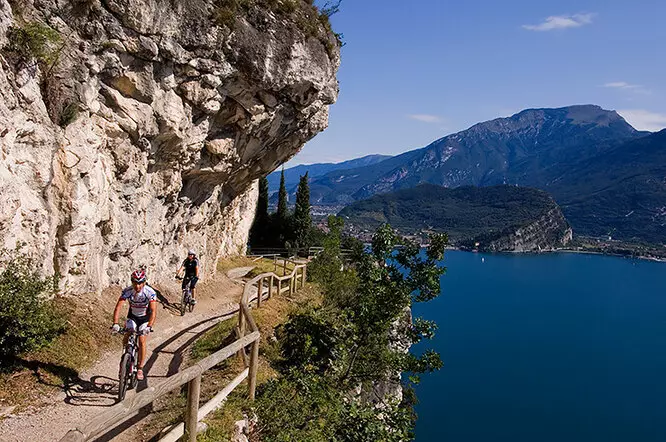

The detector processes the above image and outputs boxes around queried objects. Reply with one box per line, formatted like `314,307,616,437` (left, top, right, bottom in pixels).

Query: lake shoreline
443,245,666,263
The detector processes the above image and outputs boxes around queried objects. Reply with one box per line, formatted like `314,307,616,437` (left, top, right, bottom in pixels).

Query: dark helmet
131,269,147,283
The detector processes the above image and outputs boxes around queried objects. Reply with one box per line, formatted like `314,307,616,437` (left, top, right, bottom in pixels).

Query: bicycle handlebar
112,327,152,336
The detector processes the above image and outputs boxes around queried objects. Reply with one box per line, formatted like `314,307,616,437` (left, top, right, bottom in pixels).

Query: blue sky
292,0,666,165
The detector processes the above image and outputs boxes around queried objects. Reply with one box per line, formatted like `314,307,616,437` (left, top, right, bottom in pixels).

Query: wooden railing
59,258,307,442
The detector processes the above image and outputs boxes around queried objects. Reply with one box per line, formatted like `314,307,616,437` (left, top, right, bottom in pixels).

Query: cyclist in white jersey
111,269,157,381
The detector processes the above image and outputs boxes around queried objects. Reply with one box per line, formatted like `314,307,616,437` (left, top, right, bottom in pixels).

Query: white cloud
408,114,442,123
523,13,595,31
603,81,651,95
604,82,641,89
617,109,666,132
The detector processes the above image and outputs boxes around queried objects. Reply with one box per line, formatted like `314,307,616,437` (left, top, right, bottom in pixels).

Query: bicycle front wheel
118,352,131,401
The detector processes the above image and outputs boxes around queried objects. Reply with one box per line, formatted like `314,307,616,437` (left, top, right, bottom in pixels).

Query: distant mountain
339,184,572,252
310,105,644,204
267,154,392,194
304,104,666,242
552,129,666,243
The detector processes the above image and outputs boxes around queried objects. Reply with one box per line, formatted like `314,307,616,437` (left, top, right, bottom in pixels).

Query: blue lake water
412,251,666,442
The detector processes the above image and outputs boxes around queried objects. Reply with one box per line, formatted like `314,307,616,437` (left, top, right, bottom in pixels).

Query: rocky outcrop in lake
472,207,573,252
0,0,339,293
340,184,573,252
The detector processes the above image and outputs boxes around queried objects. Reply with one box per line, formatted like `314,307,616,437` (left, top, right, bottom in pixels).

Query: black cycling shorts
126,313,150,333
182,276,198,290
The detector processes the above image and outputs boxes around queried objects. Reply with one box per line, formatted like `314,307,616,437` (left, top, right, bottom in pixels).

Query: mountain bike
176,276,195,316
115,327,144,401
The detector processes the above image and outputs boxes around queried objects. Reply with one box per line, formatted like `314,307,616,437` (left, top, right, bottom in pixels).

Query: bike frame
179,276,194,315
117,328,142,400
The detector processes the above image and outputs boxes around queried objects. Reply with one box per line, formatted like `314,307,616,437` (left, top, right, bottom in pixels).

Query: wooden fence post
248,338,259,400
257,277,262,307
302,266,306,288
237,307,246,362
283,258,287,276
185,375,202,442
277,278,281,296
268,275,273,299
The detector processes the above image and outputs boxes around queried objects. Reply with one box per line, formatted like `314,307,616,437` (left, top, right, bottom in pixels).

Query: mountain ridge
302,104,666,242
267,154,392,194
309,104,644,205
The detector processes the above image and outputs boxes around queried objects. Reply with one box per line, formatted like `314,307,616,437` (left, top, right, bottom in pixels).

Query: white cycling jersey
121,285,157,317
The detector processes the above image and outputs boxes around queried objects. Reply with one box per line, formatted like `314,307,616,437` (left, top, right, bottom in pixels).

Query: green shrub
253,370,414,442
0,248,65,369
7,21,62,64
58,102,79,127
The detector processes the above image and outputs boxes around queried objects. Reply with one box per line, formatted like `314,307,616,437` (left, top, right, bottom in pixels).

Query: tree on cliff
292,172,312,249
249,176,270,247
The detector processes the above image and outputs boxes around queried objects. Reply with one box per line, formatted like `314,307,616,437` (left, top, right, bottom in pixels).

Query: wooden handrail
59,257,308,442
59,331,259,442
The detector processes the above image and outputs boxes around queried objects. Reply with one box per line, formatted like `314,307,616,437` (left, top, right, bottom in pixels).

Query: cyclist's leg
190,276,198,302
136,322,149,379
124,319,137,347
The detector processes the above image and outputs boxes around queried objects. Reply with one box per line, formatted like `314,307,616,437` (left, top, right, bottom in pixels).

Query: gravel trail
0,273,246,442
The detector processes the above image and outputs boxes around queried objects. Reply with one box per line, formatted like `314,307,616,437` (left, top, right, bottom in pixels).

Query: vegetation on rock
212,0,343,49
6,21,61,65
250,220,447,440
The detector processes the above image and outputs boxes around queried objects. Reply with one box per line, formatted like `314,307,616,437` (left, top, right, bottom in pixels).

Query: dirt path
0,271,248,442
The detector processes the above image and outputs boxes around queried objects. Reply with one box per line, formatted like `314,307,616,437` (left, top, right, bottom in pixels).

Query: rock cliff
0,0,339,293
476,207,573,252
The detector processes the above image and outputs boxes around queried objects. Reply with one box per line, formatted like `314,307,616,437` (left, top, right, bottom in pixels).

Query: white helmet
187,249,196,256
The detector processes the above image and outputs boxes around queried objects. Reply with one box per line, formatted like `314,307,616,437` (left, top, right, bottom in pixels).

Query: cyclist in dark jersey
176,249,199,304
111,269,156,381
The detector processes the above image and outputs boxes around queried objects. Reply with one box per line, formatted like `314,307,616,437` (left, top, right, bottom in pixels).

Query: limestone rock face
482,208,573,253
0,0,339,293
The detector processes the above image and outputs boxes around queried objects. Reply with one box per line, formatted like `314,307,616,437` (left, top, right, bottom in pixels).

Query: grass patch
217,255,291,278
191,317,237,362
217,256,257,273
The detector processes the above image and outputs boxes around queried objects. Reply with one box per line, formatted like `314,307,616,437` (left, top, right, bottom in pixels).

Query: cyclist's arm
148,300,157,328
112,297,126,324
175,264,184,278
195,262,199,278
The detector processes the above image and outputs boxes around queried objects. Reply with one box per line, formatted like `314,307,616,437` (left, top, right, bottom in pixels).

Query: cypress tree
277,168,289,223
276,168,291,247
257,176,269,225
249,176,270,247
293,172,312,248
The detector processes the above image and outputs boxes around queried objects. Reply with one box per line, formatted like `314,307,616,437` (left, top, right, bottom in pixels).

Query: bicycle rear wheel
180,290,187,316
187,291,194,312
118,352,131,401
